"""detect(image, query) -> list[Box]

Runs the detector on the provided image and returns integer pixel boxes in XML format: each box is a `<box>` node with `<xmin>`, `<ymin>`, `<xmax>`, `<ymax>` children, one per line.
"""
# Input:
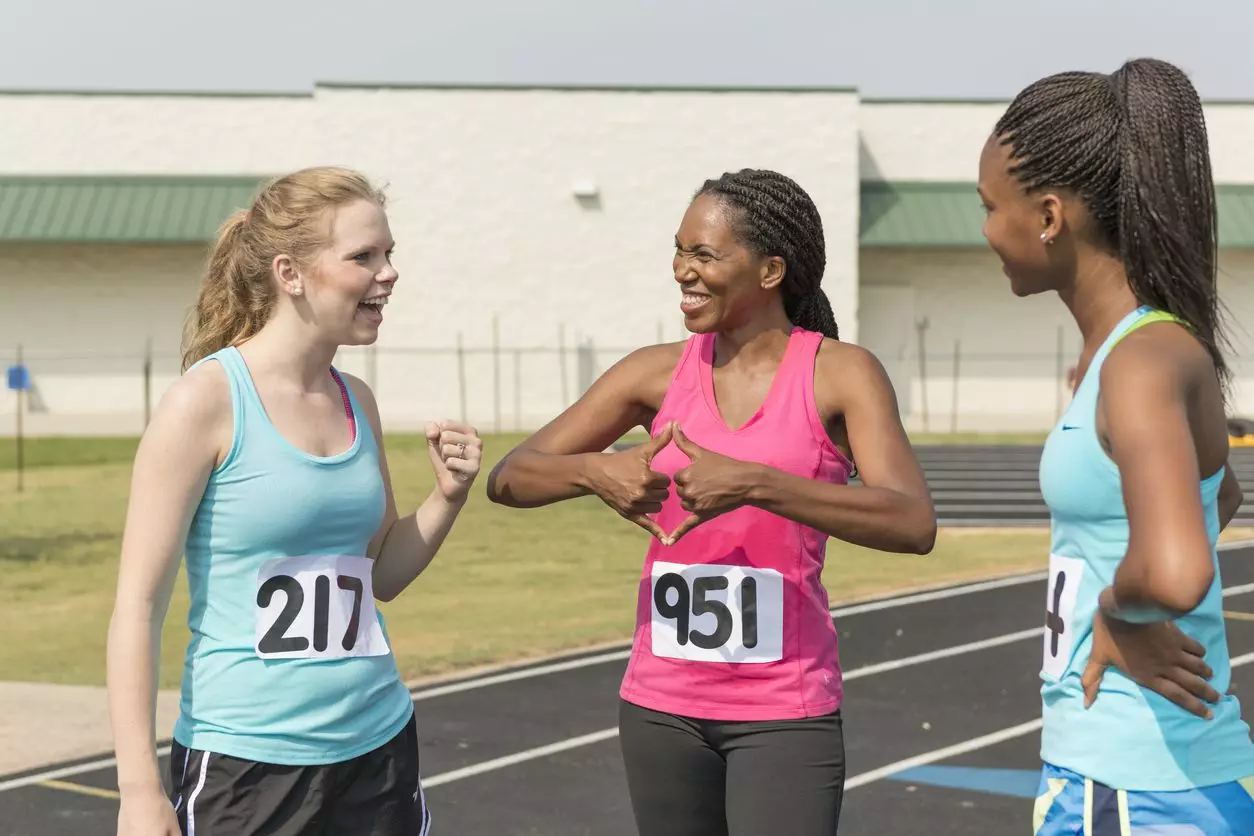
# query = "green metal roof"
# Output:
<box><xmin>0</xmin><ymin>176</ymin><xmax>265</xmax><ymax>243</ymax></box>
<box><xmin>859</xmin><ymin>180</ymin><xmax>1254</xmax><ymax>248</ymax></box>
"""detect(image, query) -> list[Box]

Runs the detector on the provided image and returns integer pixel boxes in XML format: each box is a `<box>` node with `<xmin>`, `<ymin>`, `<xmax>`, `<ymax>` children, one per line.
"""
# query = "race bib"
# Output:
<box><xmin>255</xmin><ymin>555</ymin><xmax>391</xmax><ymax>660</ymax></box>
<box><xmin>1041</xmin><ymin>554</ymin><xmax>1085</xmax><ymax>680</ymax></box>
<box><xmin>650</xmin><ymin>561</ymin><xmax>784</xmax><ymax>664</ymax></box>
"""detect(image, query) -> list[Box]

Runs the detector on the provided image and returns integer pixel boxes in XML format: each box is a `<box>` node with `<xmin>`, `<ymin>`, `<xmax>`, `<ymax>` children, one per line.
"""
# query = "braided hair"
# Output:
<box><xmin>695</xmin><ymin>169</ymin><xmax>839</xmax><ymax>340</ymax></box>
<box><xmin>994</xmin><ymin>58</ymin><xmax>1230</xmax><ymax>389</ymax></box>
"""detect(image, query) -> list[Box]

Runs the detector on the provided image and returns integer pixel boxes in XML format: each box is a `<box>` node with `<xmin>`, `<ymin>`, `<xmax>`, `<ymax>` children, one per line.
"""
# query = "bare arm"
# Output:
<box><xmin>107</xmin><ymin>364</ymin><xmax>228</xmax><ymax>815</ymax></box>
<box><xmin>342</xmin><ymin>375</ymin><xmax>482</xmax><ymax>603</ymax></box>
<box><xmin>486</xmin><ymin>343</ymin><xmax>679</xmax><ymax>508</ymax></box>
<box><xmin>667</xmin><ymin>344</ymin><xmax>936</xmax><ymax>553</ymax></box>
<box><xmin>1101</xmin><ymin>337</ymin><xmax>1216</xmax><ymax>619</ymax></box>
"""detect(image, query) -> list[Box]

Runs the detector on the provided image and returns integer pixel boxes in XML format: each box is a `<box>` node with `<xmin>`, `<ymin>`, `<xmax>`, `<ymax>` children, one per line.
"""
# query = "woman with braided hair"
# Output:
<box><xmin>488</xmin><ymin>168</ymin><xmax>935</xmax><ymax>835</ymax></box>
<box><xmin>978</xmin><ymin>58</ymin><xmax>1254</xmax><ymax>833</ymax></box>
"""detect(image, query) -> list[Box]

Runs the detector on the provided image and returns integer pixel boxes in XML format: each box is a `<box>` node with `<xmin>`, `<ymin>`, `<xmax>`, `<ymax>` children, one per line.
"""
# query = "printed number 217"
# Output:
<box><xmin>258</xmin><ymin>574</ymin><xmax>364</xmax><ymax>654</ymax></box>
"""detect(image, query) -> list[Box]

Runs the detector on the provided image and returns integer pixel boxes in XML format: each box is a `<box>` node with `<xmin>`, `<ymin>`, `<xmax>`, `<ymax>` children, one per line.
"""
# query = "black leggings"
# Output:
<box><xmin>618</xmin><ymin>699</ymin><xmax>845</xmax><ymax>836</ymax></box>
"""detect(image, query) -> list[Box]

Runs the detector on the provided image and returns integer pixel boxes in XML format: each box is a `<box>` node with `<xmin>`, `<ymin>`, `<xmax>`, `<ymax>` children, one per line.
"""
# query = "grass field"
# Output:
<box><xmin>0</xmin><ymin>432</ymin><xmax>1062</xmax><ymax>689</ymax></box>
<box><xmin>0</xmin><ymin>430</ymin><xmax>1053</xmax><ymax>473</ymax></box>
<box><xmin>5</xmin><ymin>433</ymin><xmax>1251</xmax><ymax>688</ymax></box>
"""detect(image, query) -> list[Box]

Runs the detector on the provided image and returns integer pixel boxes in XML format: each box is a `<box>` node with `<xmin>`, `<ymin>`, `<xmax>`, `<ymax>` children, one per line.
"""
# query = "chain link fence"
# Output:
<box><xmin>2</xmin><ymin>333</ymin><xmax>1253</xmax><ymax>438</ymax></box>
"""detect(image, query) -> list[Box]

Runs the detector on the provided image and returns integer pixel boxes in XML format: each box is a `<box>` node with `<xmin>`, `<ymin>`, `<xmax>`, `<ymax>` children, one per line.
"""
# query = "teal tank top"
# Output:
<box><xmin>172</xmin><ymin>346</ymin><xmax>414</xmax><ymax>765</ymax></box>
<box><xmin>1038</xmin><ymin>305</ymin><xmax>1254</xmax><ymax>790</ymax></box>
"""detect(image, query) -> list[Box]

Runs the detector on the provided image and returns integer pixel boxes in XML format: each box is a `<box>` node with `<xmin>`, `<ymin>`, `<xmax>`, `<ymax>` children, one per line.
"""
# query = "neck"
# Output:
<box><xmin>239</xmin><ymin>309</ymin><xmax>340</xmax><ymax>391</ymax></box>
<box><xmin>1058</xmin><ymin>252</ymin><xmax>1139</xmax><ymax>350</ymax></box>
<box><xmin>714</xmin><ymin>300</ymin><xmax>794</xmax><ymax>365</ymax></box>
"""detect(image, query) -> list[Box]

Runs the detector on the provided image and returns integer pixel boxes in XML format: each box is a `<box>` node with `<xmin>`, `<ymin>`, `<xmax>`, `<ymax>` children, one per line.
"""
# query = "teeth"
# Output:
<box><xmin>682</xmin><ymin>294</ymin><xmax>708</xmax><ymax>305</ymax></box>
<box><xmin>360</xmin><ymin>297</ymin><xmax>389</xmax><ymax>307</ymax></box>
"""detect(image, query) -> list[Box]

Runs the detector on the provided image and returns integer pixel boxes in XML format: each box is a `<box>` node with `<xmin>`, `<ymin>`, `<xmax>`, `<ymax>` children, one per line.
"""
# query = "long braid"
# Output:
<box><xmin>695</xmin><ymin>169</ymin><xmax>839</xmax><ymax>340</ymax></box>
<box><xmin>995</xmin><ymin>58</ymin><xmax>1229</xmax><ymax>389</ymax></box>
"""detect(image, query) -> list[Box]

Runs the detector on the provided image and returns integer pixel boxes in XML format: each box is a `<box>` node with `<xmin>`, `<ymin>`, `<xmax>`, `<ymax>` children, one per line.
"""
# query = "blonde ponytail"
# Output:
<box><xmin>181</xmin><ymin>166</ymin><xmax>387</xmax><ymax>371</ymax></box>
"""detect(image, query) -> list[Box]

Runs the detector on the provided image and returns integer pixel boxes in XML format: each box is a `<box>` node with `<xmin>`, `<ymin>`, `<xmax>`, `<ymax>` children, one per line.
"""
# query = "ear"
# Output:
<box><xmin>760</xmin><ymin>255</ymin><xmax>786</xmax><ymax>291</ymax></box>
<box><xmin>1038</xmin><ymin>193</ymin><xmax>1065</xmax><ymax>246</ymax></box>
<box><xmin>272</xmin><ymin>253</ymin><xmax>304</xmax><ymax>298</ymax></box>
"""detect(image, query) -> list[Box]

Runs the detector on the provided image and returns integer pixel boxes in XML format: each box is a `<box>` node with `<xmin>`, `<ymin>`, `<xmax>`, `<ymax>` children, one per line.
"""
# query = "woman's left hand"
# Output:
<box><xmin>1082</xmin><ymin>600</ymin><xmax>1220</xmax><ymax>719</ymax></box>
<box><xmin>664</xmin><ymin>423</ymin><xmax>759</xmax><ymax>545</ymax></box>
<box><xmin>426</xmin><ymin>421</ymin><xmax>484</xmax><ymax>502</ymax></box>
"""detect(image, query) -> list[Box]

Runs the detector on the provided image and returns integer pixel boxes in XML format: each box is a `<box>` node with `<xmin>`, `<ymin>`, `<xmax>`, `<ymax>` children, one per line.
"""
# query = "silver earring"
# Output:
<box><xmin>292</xmin><ymin>285</ymin><xmax>303</xmax><ymax>296</ymax></box>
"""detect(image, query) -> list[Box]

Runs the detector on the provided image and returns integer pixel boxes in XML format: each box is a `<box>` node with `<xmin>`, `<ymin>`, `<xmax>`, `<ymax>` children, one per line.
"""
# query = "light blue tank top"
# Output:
<box><xmin>172</xmin><ymin>346</ymin><xmax>414</xmax><ymax>765</ymax></box>
<box><xmin>1038</xmin><ymin>305</ymin><xmax>1254</xmax><ymax>791</ymax></box>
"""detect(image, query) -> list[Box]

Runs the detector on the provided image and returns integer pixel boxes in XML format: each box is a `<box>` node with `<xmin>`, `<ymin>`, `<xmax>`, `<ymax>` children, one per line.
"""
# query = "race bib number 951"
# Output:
<box><xmin>255</xmin><ymin>555</ymin><xmax>391</xmax><ymax>660</ymax></box>
<box><xmin>1041</xmin><ymin>554</ymin><xmax>1085</xmax><ymax>680</ymax></box>
<box><xmin>650</xmin><ymin>561</ymin><xmax>784</xmax><ymax>664</ymax></box>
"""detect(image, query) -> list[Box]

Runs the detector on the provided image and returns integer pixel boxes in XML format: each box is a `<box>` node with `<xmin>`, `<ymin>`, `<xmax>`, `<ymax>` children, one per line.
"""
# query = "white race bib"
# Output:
<box><xmin>1041</xmin><ymin>554</ymin><xmax>1085</xmax><ymax>680</ymax></box>
<box><xmin>650</xmin><ymin>561</ymin><xmax>784</xmax><ymax>664</ymax></box>
<box><xmin>255</xmin><ymin>555</ymin><xmax>391</xmax><ymax>660</ymax></box>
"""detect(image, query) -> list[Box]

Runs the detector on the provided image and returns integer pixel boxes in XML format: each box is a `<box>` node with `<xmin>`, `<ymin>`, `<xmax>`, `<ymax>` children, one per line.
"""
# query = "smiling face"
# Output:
<box><xmin>977</xmin><ymin>134</ymin><xmax>1065</xmax><ymax>298</ymax></box>
<box><xmin>276</xmin><ymin>198</ymin><xmax>398</xmax><ymax>346</ymax></box>
<box><xmin>671</xmin><ymin>193</ymin><xmax>784</xmax><ymax>333</ymax></box>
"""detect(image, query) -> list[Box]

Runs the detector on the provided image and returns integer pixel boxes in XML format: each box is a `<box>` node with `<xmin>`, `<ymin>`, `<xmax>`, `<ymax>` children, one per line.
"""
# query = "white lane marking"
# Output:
<box><xmin>844</xmin><ymin>650</ymin><xmax>1254</xmax><ymax>791</ymax></box>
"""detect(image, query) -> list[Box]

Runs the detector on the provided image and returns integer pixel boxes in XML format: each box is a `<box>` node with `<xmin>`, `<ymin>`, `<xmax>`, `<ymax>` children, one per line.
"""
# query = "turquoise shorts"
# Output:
<box><xmin>1034</xmin><ymin>763</ymin><xmax>1254</xmax><ymax>835</ymax></box>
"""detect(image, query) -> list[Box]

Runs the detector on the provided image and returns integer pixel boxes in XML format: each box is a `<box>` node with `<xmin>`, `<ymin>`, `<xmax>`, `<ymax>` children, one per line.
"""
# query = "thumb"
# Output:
<box><xmin>672</xmin><ymin>425</ymin><xmax>702</xmax><ymax>459</ymax></box>
<box><xmin>639</xmin><ymin>423</ymin><xmax>674</xmax><ymax>462</ymax></box>
<box><xmin>426</xmin><ymin>422</ymin><xmax>445</xmax><ymax>470</ymax></box>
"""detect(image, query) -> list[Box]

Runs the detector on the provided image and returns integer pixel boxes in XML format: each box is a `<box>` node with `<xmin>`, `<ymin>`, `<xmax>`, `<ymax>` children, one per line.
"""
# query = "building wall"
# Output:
<box><xmin>2</xmin><ymin>90</ymin><xmax>1252</xmax><ymax>437</ymax></box>
<box><xmin>0</xmin><ymin>93</ymin><xmax>321</xmax><ymax>174</ymax></box>
<box><xmin>0</xmin><ymin>86</ymin><xmax>862</xmax><ymax>435</ymax></box>
<box><xmin>858</xmin><ymin>101</ymin><xmax>1254</xmax><ymax>183</ymax></box>
<box><xmin>0</xmin><ymin>244</ymin><xmax>204</xmax><ymax>435</ymax></box>
<box><xmin>858</xmin><ymin>248</ymin><xmax>1254</xmax><ymax>431</ymax></box>
<box><xmin>317</xmin><ymin>86</ymin><xmax>862</xmax><ymax>431</ymax></box>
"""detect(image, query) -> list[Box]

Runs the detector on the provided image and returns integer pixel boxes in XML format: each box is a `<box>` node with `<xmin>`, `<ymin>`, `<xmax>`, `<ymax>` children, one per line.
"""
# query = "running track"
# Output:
<box><xmin>4</xmin><ymin>542</ymin><xmax>1254</xmax><ymax>835</ymax></box>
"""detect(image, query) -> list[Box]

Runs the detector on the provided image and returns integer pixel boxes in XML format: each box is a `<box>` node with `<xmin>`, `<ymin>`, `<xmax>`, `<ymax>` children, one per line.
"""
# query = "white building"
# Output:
<box><xmin>1</xmin><ymin>84</ymin><xmax>1252</xmax><ymax>436</ymax></box>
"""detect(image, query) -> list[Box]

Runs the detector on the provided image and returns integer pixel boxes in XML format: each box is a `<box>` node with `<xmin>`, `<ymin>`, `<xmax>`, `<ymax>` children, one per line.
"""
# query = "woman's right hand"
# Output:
<box><xmin>118</xmin><ymin>788</ymin><xmax>181</xmax><ymax>836</ymax></box>
<box><xmin>586</xmin><ymin>424</ymin><xmax>674</xmax><ymax>541</ymax></box>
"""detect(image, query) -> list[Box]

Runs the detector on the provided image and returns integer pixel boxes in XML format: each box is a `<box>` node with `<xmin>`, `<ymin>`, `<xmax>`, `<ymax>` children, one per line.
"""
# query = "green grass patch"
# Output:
<box><xmin>0</xmin><ymin>432</ymin><xmax>1057</xmax><ymax>689</ymax></box>
<box><xmin>0</xmin><ymin>428</ymin><xmax>1053</xmax><ymax>473</ymax></box>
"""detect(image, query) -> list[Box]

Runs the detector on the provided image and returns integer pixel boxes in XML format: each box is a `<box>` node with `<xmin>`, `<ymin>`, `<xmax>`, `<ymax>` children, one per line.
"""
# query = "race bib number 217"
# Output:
<box><xmin>255</xmin><ymin>555</ymin><xmax>391</xmax><ymax>660</ymax></box>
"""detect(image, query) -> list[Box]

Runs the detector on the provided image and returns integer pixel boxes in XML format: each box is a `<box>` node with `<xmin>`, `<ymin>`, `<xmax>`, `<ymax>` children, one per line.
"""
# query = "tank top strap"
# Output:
<box><xmin>649</xmin><ymin>335</ymin><xmax>706</xmax><ymax>435</ymax></box>
<box><xmin>775</xmin><ymin>328</ymin><xmax>842</xmax><ymax>455</ymax></box>
<box><xmin>210</xmin><ymin>345</ymin><xmax>269</xmax><ymax>424</ymax></box>
<box><xmin>184</xmin><ymin>346</ymin><xmax>253</xmax><ymax>457</ymax></box>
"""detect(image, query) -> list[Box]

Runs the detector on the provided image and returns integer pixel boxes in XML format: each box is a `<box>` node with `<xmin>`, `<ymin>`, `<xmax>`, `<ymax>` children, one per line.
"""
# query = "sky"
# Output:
<box><xmin>4</xmin><ymin>0</ymin><xmax>1253</xmax><ymax>99</ymax></box>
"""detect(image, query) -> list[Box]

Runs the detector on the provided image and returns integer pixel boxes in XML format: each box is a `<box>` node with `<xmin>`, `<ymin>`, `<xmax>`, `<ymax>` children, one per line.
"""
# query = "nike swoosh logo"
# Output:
<box><xmin>1061</xmin><ymin>425</ymin><xmax>1082</xmax><ymax>431</ymax></box>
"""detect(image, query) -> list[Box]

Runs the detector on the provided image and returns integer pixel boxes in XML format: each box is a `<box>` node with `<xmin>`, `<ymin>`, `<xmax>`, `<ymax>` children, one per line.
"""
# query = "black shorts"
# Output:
<box><xmin>618</xmin><ymin>699</ymin><xmax>845</xmax><ymax>836</ymax></box>
<box><xmin>168</xmin><ymin>712</ymin><xmax>431</xmax><ymax>836</ymax></box>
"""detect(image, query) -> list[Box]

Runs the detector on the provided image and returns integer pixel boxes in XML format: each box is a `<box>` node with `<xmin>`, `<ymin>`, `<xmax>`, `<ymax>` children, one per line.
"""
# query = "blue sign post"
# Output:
<box><xmin>8</xmin><ymin>349</ymin><xmax>27</xmax><ymax>492</ymax></box>
<box><xmin>6</xmin><ymin>364</ymin><xmax>30</xmax><ymax>392</ymax></box>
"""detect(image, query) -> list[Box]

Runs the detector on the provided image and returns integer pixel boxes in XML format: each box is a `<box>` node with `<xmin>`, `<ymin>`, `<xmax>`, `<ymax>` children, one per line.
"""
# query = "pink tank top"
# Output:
<box><xmin>619</xmin><ymin>327</ymin><xmax>853</xmax><ymax>721</ymax></box>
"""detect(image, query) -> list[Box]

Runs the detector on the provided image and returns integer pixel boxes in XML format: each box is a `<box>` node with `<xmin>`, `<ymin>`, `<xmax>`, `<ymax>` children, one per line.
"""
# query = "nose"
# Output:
<box><xmin>379</xmin><ymin>261</ymin><xmax>399</xmax><ymax>284</ymax></box>
<box><xmin>673</xmin><ymin>252</ymin><xmax>696</xmax><ymax>284</ymax></box>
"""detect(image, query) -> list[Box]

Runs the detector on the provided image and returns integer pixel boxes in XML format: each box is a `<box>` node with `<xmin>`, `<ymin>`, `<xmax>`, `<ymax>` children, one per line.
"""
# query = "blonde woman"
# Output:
<box><xmin>107</xmin><ymin>167</ymin><xmax>480</xmax><ymax>835</ymax></box>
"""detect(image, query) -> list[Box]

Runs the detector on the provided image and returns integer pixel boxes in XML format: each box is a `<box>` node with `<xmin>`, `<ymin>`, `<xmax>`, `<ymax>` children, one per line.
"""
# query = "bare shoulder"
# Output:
<box><xmin>815</xmin><ymin>338</ymin><xmax>893</xmax><ymax>388</ymax></box>
<box><xmin>162</xmin><ymin>359</ymin><xmax>232</xmax><ymax>428</ymax></box>
<box><xmin>139</xmin><ymin>358</ymin><xmax>233</xmax><ymax>467</ymax></box>
<box><xmin>1101</xmin><ymin>320</ymin><xmax>1207</xmax><ymax>394</ymax></box>
<box><xmin>618</xmin><ymin>341</ymin><xmax>688</xmax><ymax>374</ymax></box>
<box><xmin>602</xmin><ymin>340</ymin><xmax>688</xmax><ymax>405</ymax></box>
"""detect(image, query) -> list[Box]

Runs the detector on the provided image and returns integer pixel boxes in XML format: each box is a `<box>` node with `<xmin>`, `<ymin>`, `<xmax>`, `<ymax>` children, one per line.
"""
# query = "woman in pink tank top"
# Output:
<box><xmin>488</xmin><ymin>169</ymin><xmax>935</xmax><ymax>836</ymax></box>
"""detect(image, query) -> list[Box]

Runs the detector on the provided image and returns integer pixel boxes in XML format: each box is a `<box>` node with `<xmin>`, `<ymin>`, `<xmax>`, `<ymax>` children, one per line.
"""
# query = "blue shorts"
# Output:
<box><xmin>1033</xmin><ymin>763</ymin><xmax>1254</xmax><ymax>835</ymax></box>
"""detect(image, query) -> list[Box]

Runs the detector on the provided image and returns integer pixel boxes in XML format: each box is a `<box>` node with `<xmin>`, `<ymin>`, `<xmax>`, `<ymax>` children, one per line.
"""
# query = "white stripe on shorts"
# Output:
<box><xmin>173</xmin><ymin>748</ymin><xmax>191</xmax><ymax>812</ymax></box>
<box><xmin>186</xmin><ymin>750</ymin><xmax>211</xmax><ymax>836</ymax></box>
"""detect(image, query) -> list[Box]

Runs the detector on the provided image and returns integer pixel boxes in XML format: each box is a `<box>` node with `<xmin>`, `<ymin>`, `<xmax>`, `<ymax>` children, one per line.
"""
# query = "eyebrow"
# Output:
<box><xmin>674</xmin><ymin>236</ymin><xmax>718</xmax><ymax>253</ymax></box>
